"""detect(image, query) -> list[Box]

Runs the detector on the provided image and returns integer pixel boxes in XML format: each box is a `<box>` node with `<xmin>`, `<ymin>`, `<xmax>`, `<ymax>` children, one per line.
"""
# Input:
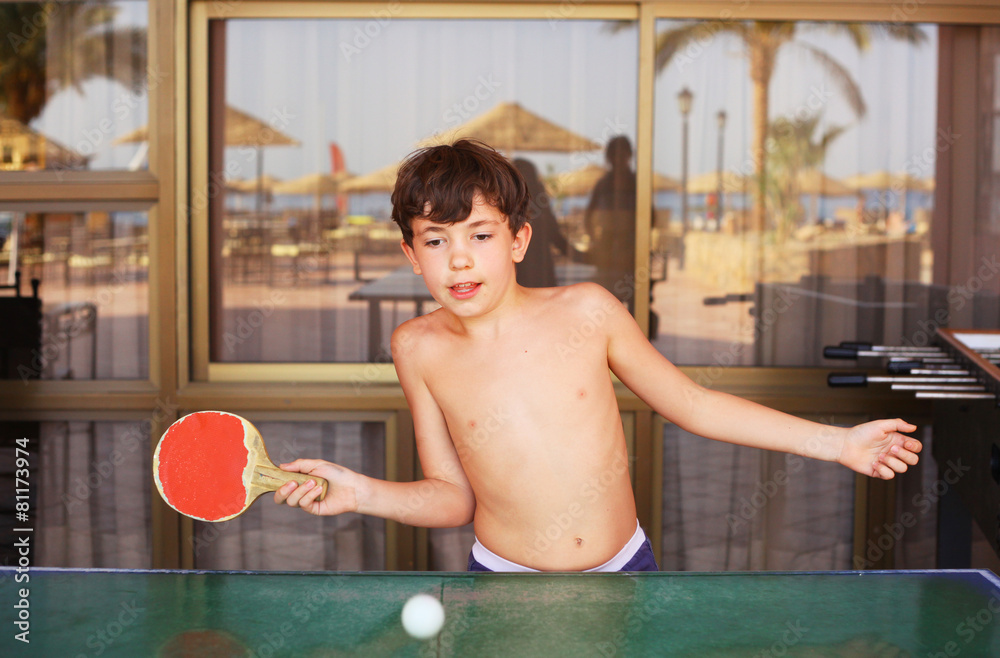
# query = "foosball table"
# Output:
<box><xmin>826</xmin><ymin>329</ymin><xmax>1000</xmax><ymax>567</ymax></box>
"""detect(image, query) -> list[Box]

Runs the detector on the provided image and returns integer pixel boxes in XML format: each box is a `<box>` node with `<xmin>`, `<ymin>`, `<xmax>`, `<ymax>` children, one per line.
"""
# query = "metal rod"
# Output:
<box><xmin>868</xmin><ymin>376</ymin><xmax>979</xmax><ymax>384</ymax></box>
<box><xmin>887</xmin><ymin>356</ymin><xmax>955</xmax><ymax>364</ymax></box>
<box><xmin>891</xmin><ymin>384</ymin><xmax>986</xmax><ymax>391</ymax></box>
<box><xmin>914</xmin><ymin>391</ymin><xmax>997</xmax><ymax>400</ymax></box>
<box><xmin>906</xmin><ymin>369</ymin><xmax>969</xmax><ymax>376</ymax></box>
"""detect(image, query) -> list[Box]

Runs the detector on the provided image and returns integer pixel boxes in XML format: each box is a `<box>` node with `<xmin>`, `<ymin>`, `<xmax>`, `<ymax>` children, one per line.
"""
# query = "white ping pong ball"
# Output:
<box><xmin>401</xmin><ymin>593</ymin><xmax>445</xmax><ymax>639</ymax></box>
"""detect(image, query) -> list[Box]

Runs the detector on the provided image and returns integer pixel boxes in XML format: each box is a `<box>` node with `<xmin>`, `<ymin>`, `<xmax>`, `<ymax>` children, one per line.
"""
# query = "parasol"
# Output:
<box><xmin>113</xmin><ymin>105</ymin><xmax>300</xmax><ymax>211</ymax></box>
<box><xmin>416</xmin><ymin>102</ymin><xmax>601</xmax><ymax>153</ymax></box>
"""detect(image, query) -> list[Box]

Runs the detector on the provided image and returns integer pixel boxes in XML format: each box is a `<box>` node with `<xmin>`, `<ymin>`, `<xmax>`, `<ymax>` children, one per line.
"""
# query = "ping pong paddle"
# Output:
<box><xmin>153</xmin><ymin>411</ymin><xmax>328</xmax><ymax>522</ymax></box>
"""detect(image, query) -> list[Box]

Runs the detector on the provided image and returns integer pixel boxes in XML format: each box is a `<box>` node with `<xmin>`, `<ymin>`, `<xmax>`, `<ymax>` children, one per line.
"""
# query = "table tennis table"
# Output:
<box><xmin>3</xmin><ymin>568</ymin><xmax>998</xmax><ymax>655</ymax></box>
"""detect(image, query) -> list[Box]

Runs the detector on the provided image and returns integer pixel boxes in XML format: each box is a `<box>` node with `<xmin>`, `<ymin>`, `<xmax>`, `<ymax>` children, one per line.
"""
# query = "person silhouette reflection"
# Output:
<box><xmin>513</xmin><ymin>158</ymin><xmax>570</xmax><ymax>288</ymax></box>
<box><xmin>583</xmin><ymin>136</ymin><xmax>637</xmax><ymax>308</ymax></box>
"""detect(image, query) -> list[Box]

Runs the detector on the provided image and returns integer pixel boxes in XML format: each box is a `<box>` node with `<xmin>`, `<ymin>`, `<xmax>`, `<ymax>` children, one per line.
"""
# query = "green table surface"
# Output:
<box><xmin>2</xmin><ymin>568</ymin><xmax>998</xmax><ymax>656</ymax></box>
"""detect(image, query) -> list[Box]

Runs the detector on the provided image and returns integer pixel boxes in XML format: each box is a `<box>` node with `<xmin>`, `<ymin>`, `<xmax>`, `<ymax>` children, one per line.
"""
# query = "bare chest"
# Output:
<box><xmin>422</xmin><ymin>325</ymin><xmax>614</xmax><ymax>453</ymax></box>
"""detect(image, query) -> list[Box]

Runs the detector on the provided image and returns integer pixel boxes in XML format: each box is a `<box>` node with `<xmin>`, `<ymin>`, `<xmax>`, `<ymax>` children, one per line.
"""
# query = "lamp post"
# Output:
<box><xmin>716</xmin><ymin>109</ymin><xmax>727</xmax><ymax>231</ymax></box>
<box><xmin>677</xmin><ymin>87</ymin><xmax>693</xmax><ymax>269</ymax></box>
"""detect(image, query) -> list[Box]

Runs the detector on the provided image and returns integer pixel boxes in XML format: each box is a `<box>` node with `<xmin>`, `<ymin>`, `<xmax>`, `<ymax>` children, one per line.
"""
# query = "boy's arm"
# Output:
<box><xmin>276</xmin><ymin>325</ymin><xmax>476</xmax><ymax>526</ymax></box>
<box><xmin>596</xmin><ymin>286</ymin><xmax>921</xmax><ymax>478</ymax></box>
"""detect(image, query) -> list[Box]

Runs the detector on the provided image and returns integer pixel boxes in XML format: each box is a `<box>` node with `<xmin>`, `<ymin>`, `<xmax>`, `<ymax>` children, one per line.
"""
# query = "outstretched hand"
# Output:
<box><xmin>838</xmin><ymin>419</ymin><xmax>921</xmax><ymax>479</ymax></box>
<box><xmin>274</xmin><ymin>459</ymin><xmax>361</xmax><ymax>516</ymax></box>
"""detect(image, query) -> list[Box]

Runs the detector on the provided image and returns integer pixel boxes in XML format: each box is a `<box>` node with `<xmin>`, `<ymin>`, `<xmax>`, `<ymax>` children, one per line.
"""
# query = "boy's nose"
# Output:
<box><xmin>449</xmin><ymin>246</ymin><xmax>473</xmax><ymax>270</ymax></box>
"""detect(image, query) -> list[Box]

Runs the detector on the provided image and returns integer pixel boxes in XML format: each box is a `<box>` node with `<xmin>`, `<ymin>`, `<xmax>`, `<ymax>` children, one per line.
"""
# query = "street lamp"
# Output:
<box><xmin>716</xmin><ymin>109</ymin><xmax>727</xmax><ymax>230</ymax></box>
<box><xmin>677</xmin><ymin>87</ymin><xmax>693</xmax><ymax>269</ymax></box>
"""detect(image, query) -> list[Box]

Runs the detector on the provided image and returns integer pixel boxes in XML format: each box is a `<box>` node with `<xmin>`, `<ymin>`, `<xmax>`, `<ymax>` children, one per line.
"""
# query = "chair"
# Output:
<box><xmin>0</xmin><ymin>271</ymin><xmax>41</xmax><ymax>380</ymax></box>
<box><xmin>43</xmin><ymin>301</ymin><xmax>97</xmax><ymax>380</ymax></box>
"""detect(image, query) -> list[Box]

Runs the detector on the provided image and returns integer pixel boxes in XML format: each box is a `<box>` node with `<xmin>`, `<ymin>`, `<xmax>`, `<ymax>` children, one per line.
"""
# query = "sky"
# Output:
<box><xmin>32</xmin><ymin>11</ymin><xmax>938</xmax><ymax>188</ymax></box>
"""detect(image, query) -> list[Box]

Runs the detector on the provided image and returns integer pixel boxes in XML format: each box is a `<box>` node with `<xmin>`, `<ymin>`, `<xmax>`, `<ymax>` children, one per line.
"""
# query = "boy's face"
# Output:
<box><xmin>400</xmin><ymin>194</ymin><xmax>531</xmax><ymax>318</ymax></box>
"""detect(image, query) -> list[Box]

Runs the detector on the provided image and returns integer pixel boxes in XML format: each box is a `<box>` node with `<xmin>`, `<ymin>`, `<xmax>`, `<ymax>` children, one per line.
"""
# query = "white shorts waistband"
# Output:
<box><xmin>472</xmin><ymin>519</ymin><xmax>645</xmax><ymax>572</ymax></box>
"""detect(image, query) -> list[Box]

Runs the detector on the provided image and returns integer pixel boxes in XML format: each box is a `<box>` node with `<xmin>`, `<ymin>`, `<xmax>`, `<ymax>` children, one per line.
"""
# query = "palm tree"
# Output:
<box><xmin>765</xmin><ymin>113</ymin><xmax>848</xmax><ymax>242</ymax></box>
<box><xmin>632</xmin><ymin>20</ymin><xmax>926</xmax><ymax>236</ymax></box>
<box><xmin>0</xmin><ymin>2</ymin><xmax>147</xmax><ymax>125</ymax></box>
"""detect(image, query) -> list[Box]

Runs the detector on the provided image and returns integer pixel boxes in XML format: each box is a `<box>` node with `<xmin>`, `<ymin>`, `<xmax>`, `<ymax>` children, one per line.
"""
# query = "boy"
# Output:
<box><xmin>276</xmin><ymin>139</ymin><xmax>921</xmax><ymax>572</ymax></box>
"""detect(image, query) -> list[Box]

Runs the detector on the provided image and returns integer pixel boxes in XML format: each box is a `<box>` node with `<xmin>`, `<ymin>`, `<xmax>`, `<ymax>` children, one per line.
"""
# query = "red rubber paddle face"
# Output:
<box><xmin>154</xmin><ymin>411</ymin><xmax>253</xmax><ymax>522</ymax></box>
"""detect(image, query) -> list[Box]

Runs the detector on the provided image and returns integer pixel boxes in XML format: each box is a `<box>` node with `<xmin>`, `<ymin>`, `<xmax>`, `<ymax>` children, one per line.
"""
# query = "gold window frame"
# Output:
<box><xmin>186</xmin><ymin>2</ymin><xmax>640</xmax><ymax>384</ymax></box>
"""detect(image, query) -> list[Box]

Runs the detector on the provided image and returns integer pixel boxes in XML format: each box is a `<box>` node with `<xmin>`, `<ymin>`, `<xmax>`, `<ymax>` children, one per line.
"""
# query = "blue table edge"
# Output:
<box><xmin>2</xmin><ymin>566</ymin><xmax>998</xmax><ymax>586</ymax></box>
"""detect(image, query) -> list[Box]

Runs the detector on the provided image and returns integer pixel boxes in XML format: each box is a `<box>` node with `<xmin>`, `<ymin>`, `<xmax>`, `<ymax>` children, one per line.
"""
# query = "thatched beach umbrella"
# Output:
<box><xmin>844</xmin><ymin>170</ymin><xmax>932</xmax><ymax>219</ymax></box>
<box><xmin>686</xmin><ymin>171</ymin><xmax>748</xmax><ymax>195</ymax></box>
<box><xmin>272</xmin><ymin>171</ymin><xmax>352</xmax><ymax>196</ymax></box>
<box><xmin>273</xmin><ymin>171</ymin><xmax>354</xmax><ymax>231</ymax></box>
<box><xmin>796</xmin><ymin>169</ymin><xmax>854</xmax><ymax>197</ymax></box>
<box><xmin>843</xmin><ymin>170</ymin><xmax>929</xmax><ymax>193</ymax></box>
<box><xmin>338</xmin><ymin>162</ymin><xmax>401</xmax><ymax>195</ymax></box>
<box><xmin>551</xmin><ymin>163</ymin><xmax>680</xmax><ymax>197</ymax></box>
<box><xmin>228</xmin><ymin>175</ymin><xmax>283</xmax><ymax>194</ymax></box>
<box><xmin>417</xmin><ymin>101</ymin><xmax>601</xmax><ymax>153</ymax></box>
<box><xmin>0</xmin><ymin>115</ymin><xmax>90</xmax><ymax>171</ymax></box>
<box><xmin>114</xmin><ymin>105</ymin><xmax>300</xmax><ymax>211</ymax></box>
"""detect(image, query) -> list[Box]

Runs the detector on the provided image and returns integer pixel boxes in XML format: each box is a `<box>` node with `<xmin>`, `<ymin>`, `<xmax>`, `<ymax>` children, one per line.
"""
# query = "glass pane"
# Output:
<box><xmin>192</xmin><ymin>421</ymin><xmax>386</xmax><ymax>571</ymax></box>
<box><xmin>651</xmin><ymin>21</ymin><xmax>946</xmax><ymax>366</ymax></box>
<box><xmin>660</xmin><ymin>420</ymin><xmax>854</xmax><ymax>571</ymax></box>
<box><xmin>0</xmin><ymin>209</ymin><xmax>149</xmax><ymax>380</ymax></box>
<box><xmin>977</xmin><ymin>28</ymin><xmax>1000</xmax><ymax>328</ymax></box>
<box><xmin>208</xmin><ymin>18</ymin><xmax>638</xmax><ymax>363</ymax></box>
<box><xmin>0</xmin><ymin>1</ymin><xmax>149</xmax><ymax>172</ymax></box>
<box><xmin>0</xmin><ymin>419</ymin><xmax>152</xmax><ymax>568</ymax></box>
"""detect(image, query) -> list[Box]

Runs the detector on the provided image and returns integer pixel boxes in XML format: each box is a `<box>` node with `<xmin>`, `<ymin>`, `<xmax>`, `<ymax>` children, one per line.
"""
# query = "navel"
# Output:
<box><xmin>575</xmin><ymin>537</ymin><xmax>584</xmax><ymax>547</ymax></box>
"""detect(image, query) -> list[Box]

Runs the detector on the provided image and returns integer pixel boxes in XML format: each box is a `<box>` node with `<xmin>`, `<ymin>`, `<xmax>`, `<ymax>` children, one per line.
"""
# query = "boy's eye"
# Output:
<box><xmin>472</xmin><ymin>233</ymin><xmax>492</xmax><ymax>241</ymax></box>
<box><xmin>424</xmin><ymin>238</ymin><xmax>444</xmax><ymax>247</ymax></box>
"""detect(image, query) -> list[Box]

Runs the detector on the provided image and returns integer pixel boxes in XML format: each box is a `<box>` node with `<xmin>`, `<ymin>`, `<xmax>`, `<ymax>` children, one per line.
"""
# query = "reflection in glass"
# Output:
<box><xmin>0</xmin><ymin>419</ymin><xmax>153</xmax><ymax>568</ymax></box>
<box><xmin>192</xmin><ymin>421</ymin><xmax>386</xmax><ymax>571</ymax></box>
<box><xmin>208</xmin><ymin>18</ymin><xmax>638</xmax><ymax>363</ymax></box>
<box><xmin>583</xmin><ymin>136</ymin><xmax>637</xmax><ymax>307</ymax></box>
<box><xmin>651</xmin><ymin>20</ymin><xmax>946</xmax><ymax>366</ymax></box>
<box><xmin>513</xmin><ymin>158</ymin><xmax>571</xmax><ymax>289</ymax></box>
<box><xmin>0</xmin><ymin>210</ymin><xmax>149</xmax><ymax>380</ymax></box>
<box><xmin>0</xmin><ymin>1</ymin><xmax>149</xmax><ymax>171</ymax></box>
<box><xmin>660</xmin><ymin>422</ymin><xmax>854</xmax><ymax>571</ymax></box>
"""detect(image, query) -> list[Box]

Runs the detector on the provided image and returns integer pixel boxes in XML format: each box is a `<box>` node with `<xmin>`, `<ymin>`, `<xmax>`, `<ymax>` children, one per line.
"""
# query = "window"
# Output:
<box><xmin>201</xmin><ymin>17</ymin><xmax>638</xmax><ymax>364</ymax></box>
<box><xmin>0</xmin><ymin>208</ymin><xmax>150</xmax><ymax>381</ymax></box>
<box><xmin>650</xmin><ymin>21</ymin><xmax>944</xmax><ymax>367</ymax></box>
<box><xmin>0</xmin><ymin>1</ymin><xmax>150</xmax><ymax>172</ymax></box>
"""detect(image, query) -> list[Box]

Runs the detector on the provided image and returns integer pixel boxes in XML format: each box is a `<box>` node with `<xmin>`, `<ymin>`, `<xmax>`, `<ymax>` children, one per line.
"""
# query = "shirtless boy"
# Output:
<box><xmin>276</xmin><ymin>139</ymin><xmax>921</xmax><ymax>572</ymax></box>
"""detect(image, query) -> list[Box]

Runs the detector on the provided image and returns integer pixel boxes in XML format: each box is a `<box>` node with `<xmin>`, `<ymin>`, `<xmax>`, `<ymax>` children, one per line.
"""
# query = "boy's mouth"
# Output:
<box><xmin>449</xmin><ymin>282</ymin><xmax>481</xmax><ymax>299</ymax></box>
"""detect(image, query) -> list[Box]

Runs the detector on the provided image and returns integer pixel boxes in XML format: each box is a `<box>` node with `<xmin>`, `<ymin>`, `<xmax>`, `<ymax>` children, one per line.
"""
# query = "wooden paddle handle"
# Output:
<box><xmin>252</xmin><ymin>464</ymin><xmax>329</xmax><ymax>500</ymax></box>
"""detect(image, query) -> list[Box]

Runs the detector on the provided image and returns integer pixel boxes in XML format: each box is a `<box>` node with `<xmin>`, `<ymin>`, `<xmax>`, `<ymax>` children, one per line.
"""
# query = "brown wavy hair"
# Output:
<box><xmin>391</xmin><ymin>139</ymin><xmax>529</xmax><ymax>247</ymax></box>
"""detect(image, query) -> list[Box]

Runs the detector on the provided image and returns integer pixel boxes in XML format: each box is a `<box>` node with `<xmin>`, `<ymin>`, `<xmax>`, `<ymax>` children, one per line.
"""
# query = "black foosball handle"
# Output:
<box><xmin>828</xmin><ymin>373</ymin><xmax>868</xmax><ymax>387</ymax></box>
<box><xmin>824</xmin><ymin>346</ymin><xmax>859</xmax><ymax>359</ymax></box>
<box><xmin>886</xmin><ymin>360</ymin><xmax>923</xmax><ymax>374</ymax></box>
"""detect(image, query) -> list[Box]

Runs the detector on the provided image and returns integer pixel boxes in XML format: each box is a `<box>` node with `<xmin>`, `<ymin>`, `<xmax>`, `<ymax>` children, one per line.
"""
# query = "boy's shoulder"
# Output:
<box><xmin>390</xmin><ymin>309</ymin><xmax>444</xmax><ymax>361</ymax></box>
<box><xmin>521</xmin><ymin>283</ymin><xmax>632</xmax><ymax>338</ymax></box>
<box><xmin>550</xmin><ymin>281</ymin><xmax>631</xmax><ymax>318</ymax></box>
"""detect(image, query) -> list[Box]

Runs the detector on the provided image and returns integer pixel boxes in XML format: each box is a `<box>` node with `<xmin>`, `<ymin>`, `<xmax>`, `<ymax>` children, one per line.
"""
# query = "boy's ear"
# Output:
<box><xmin>511</xmin><ymin>222</ymin><xmax>532</xmax><ymax>264</ymax></box>
<box><xmin>400</xmin><ymin>239</ymin><xmax>421</xmax><ymax>274</ymax></box>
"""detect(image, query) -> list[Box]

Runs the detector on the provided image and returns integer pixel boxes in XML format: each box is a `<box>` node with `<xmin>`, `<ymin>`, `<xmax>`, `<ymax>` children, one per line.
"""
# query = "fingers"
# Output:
<box><xmin>872</xmin><ymin>461</ymin><xmax>895</xmax><ymax>479</ymax></box>
<box><xmin>888</xmin><ymin>443</ymin><xmax>920</xmax><ymax>466</ymax></box>
<box><xmin>273</xmin><ymin>478</ymin><xmax>324</xmax><ymax>510</ymax></box>
<box><xmin>874</xmin><ymin>449</ymin><xmax>912</xmax><ymax>477</ymax></box>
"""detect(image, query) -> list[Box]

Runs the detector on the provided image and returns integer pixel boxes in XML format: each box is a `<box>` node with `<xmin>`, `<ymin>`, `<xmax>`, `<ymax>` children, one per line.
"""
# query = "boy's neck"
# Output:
<box><xmin>441</xmin><ymin>282</ymin><xmax>529</xmax><ymax>337</ymax></box>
